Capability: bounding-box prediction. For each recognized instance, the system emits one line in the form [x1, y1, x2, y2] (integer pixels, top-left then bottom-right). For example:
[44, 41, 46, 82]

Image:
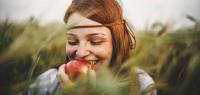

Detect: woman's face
[66, 13, 113, 72]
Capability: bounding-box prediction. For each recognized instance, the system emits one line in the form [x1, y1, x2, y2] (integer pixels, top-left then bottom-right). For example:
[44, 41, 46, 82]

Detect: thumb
[57, 64, 73, 86]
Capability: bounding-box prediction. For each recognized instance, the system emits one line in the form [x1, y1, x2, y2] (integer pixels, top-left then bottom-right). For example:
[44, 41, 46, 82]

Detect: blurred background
[0, 0, 200, 95]
[0, 0, 200, 30]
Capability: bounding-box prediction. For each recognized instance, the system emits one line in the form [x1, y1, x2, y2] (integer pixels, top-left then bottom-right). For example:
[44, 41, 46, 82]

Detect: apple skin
[65, 60, 89, 80]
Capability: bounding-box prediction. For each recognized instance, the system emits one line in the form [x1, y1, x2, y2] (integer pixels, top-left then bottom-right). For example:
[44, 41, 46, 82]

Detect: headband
[69, 20, 125, 29]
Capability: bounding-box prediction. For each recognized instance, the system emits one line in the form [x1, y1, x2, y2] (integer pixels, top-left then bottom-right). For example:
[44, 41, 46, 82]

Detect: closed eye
[90, 41, 104, 45]
[67, 40, 79, 45]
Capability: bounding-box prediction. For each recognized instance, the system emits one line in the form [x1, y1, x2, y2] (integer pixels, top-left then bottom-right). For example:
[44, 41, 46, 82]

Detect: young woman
[20, 0, 156, 95]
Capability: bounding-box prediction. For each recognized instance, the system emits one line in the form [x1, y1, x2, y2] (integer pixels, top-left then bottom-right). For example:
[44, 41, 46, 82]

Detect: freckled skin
[66, 13, 113, 72]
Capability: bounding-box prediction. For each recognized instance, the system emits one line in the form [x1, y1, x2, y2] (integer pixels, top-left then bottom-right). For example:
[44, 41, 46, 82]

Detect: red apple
[65, 60, 89, 80]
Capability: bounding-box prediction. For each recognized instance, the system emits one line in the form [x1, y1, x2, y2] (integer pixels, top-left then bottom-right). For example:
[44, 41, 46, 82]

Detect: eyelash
[67, 40, 104, 45]
[90, 41, 104, 45]
[67, 40, 78, 45]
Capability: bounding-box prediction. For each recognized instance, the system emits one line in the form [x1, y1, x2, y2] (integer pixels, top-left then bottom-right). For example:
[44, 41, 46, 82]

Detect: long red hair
[64, 0, 136, 67]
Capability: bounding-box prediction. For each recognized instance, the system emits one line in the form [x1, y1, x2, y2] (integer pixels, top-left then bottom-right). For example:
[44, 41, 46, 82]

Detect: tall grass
[0, 20, 67, 95]
[0, 17, 199, 95]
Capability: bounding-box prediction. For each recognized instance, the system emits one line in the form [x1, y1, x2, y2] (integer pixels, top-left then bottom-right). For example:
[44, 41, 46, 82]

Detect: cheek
[93, 43, 113, 72]
[93, 43, 113, 59]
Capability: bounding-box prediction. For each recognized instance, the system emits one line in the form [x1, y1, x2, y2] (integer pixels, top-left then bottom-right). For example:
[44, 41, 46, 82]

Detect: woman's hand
[57, 64, 74, 86]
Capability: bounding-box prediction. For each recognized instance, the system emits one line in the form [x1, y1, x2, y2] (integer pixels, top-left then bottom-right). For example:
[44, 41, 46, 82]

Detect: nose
[75, 43, 90, 59]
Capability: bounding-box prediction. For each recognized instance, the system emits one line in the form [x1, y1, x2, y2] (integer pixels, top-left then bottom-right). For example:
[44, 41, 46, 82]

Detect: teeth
[88, 60, 98, 70]
[89, 60, 97, 65]
[89, 60, 96, 70]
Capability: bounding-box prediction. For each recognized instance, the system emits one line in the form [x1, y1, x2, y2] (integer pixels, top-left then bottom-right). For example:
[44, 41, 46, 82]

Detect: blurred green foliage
[0, 20, 66, 95]
[0, 17, 199, 95]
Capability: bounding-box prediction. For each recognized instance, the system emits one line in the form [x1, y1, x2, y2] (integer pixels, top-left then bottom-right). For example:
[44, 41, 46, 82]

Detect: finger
[89, 69, 96, 77]
[57, 64, 73, 85]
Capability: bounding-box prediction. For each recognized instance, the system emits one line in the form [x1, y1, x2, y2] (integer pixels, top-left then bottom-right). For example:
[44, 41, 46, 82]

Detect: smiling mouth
[74, 59, 98, 68]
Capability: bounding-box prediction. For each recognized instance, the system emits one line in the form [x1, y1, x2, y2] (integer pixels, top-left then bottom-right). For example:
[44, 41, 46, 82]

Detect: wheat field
[0, 17, 199, 95]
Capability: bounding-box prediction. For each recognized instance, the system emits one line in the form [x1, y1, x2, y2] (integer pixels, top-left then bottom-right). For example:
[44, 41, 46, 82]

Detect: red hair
[64, 0, 136, 67]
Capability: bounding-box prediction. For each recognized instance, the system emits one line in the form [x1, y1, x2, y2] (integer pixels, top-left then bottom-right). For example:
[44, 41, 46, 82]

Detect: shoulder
[36, 68, 58, 82]
[135, 67, 157, 95]
[21, 69, 60, 95]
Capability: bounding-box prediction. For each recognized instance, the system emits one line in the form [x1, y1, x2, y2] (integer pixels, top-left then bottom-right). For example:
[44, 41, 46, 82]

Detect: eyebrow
[86, 33, 105, 37]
